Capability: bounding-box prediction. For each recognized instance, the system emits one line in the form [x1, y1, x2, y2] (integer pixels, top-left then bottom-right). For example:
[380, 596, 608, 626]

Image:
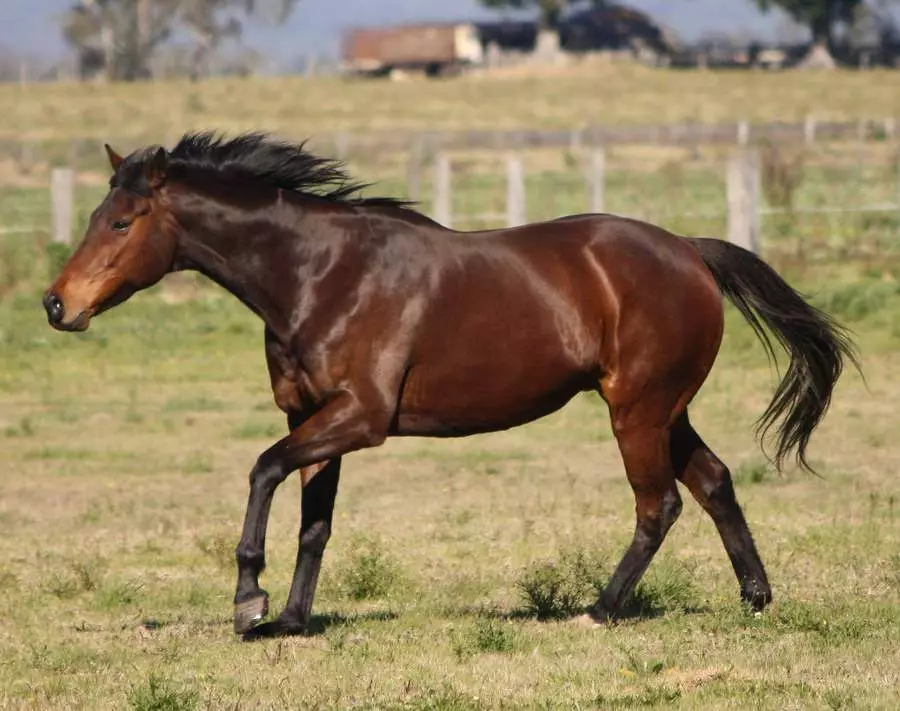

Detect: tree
[63, 0, 298, 82]
[751, 0, 863, 52]
[478, 0, 607, 31]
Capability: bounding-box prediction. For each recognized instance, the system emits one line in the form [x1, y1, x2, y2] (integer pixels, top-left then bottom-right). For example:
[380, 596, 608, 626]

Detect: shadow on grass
[242, 608, 399, 641]
[467, 600, 710, 625]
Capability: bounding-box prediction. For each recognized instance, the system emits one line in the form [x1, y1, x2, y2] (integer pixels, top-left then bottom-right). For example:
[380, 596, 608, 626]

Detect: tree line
[60, 0, 898, 81]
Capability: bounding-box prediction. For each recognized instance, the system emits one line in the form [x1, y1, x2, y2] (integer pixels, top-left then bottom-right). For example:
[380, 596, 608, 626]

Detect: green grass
[0, 258, 898, 707]
[4, 66, 900, 145]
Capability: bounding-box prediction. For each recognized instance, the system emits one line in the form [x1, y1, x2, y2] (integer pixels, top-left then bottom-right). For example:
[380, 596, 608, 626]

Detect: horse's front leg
[241, 457, 342, 639]
[232, 391, 389, 635]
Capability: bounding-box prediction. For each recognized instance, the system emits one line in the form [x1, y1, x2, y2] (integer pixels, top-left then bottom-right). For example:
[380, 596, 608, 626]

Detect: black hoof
[741, 582, 773, 612]
[241, 615, 307, 641]
[234, 591, 269, 634]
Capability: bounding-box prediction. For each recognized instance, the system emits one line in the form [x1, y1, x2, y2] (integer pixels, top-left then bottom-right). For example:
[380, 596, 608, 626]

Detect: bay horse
[44, 132, 856, 639]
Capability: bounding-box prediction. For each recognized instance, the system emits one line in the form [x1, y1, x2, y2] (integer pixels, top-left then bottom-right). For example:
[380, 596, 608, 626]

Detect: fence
[3, 124, 899, 271]
[2, 117, 899, 176]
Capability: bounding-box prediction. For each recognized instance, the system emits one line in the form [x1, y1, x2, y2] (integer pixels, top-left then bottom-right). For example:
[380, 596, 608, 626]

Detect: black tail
[690, 237, 859, 472]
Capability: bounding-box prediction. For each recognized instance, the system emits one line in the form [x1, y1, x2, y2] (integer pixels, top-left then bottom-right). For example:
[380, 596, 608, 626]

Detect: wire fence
[2, 124, 900, 282]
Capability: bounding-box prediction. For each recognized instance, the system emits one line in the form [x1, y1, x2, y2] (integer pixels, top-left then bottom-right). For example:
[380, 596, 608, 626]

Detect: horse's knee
[249, 457, 287, 491]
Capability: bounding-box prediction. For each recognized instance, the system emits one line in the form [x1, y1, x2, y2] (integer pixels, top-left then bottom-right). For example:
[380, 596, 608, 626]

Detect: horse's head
[43, 143, 176, 331]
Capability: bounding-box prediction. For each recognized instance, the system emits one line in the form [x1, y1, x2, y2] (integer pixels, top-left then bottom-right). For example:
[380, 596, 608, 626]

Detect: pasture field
[0, 233, 899, 709]
[2, 63, 900, 146]
[0, 64, 899, 709]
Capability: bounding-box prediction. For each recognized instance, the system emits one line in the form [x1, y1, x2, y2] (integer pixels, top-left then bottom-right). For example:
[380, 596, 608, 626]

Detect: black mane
[113, 131, 411, 208]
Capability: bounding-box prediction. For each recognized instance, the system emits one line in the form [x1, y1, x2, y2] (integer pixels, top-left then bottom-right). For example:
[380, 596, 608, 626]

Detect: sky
[1, 0, 798, 67]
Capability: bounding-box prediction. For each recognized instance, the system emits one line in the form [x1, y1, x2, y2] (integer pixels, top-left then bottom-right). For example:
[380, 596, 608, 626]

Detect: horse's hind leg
[588, 401, 683, 621]
[670, 411, 772, 610]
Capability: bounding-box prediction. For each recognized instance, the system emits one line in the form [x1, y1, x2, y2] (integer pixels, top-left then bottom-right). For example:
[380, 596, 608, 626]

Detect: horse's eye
[111, 220, 130, 233]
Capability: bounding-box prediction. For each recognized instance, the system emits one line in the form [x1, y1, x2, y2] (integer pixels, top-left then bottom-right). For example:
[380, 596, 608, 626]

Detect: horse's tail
[689, 237, 859, 472]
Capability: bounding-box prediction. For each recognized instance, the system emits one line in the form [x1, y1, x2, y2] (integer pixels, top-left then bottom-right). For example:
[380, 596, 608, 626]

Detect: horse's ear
[144, 146, 168, 190]
[104, 144, 123, 172]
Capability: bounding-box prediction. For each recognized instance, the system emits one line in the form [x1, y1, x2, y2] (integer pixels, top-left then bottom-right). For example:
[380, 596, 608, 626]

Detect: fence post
[737, 120, 750, 146]
[506, 154, 525, 227]
[433, 153, 452, 228]
[804, 115, 817, 145]
[51, 168, 75, 245]
[727, 152, 760, 254]
[587, 149, 605, 214]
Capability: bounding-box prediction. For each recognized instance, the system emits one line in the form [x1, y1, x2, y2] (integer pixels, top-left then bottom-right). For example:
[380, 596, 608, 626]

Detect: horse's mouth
[51, 310, 91, 332]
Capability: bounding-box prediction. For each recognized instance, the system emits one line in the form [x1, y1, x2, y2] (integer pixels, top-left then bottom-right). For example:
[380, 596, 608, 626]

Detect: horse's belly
[393, 360, 591, 437]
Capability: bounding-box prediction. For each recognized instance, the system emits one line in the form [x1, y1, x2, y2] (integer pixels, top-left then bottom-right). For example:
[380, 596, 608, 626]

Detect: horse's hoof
[241, 615, 306, 641]
[234, 593, 269, 634]
[741, 582, 772, 612]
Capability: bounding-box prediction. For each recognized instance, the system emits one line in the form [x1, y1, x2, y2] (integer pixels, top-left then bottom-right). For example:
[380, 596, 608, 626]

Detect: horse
[43, 132, 857, 639]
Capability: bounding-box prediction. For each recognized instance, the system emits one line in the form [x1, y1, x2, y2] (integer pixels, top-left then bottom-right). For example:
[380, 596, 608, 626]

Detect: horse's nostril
[43, 293, 64, 325]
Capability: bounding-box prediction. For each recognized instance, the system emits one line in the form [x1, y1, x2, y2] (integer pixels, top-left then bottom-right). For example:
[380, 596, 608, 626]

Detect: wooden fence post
[506, 154, 525, 227]
[587, 149, 605, 214]
[433, 154, 452, 228]
[804, 115, 817, 145]
[51, 168, 75, 245]
[737, 120, 750, 146]
[727, 152, 760, 254]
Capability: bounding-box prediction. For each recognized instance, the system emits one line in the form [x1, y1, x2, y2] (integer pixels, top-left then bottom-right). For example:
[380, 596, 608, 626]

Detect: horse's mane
[112, 131, 411, 209]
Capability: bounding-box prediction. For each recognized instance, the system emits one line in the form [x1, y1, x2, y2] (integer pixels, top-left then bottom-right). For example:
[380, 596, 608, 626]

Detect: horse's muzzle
[43, 292, 65, 326]
[43, 292, 90, 332]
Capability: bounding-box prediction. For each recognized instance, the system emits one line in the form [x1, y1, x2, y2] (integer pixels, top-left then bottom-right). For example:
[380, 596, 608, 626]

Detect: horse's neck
[171, 193, 304, 337]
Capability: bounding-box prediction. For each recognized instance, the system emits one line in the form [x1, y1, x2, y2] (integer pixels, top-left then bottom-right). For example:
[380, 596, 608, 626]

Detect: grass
[3, 64, 900, 146]
[0, 261, 898, 709]
[2, 63, 900, 703]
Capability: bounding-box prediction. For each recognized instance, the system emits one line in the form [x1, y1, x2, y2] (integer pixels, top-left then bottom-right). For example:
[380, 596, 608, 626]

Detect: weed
[95, 580, 144, 610]
[517, 561, 586, 620]
[517, 545, 607, 620]
[624, 559, 698, 617]
[43, 558, 105, 599]
[453, 617, 518, 659]
[336, 535, 399, 600]
[69, 558, 105, 592]
[43, 572, 80, 599]
[128, 674, 199, 711]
